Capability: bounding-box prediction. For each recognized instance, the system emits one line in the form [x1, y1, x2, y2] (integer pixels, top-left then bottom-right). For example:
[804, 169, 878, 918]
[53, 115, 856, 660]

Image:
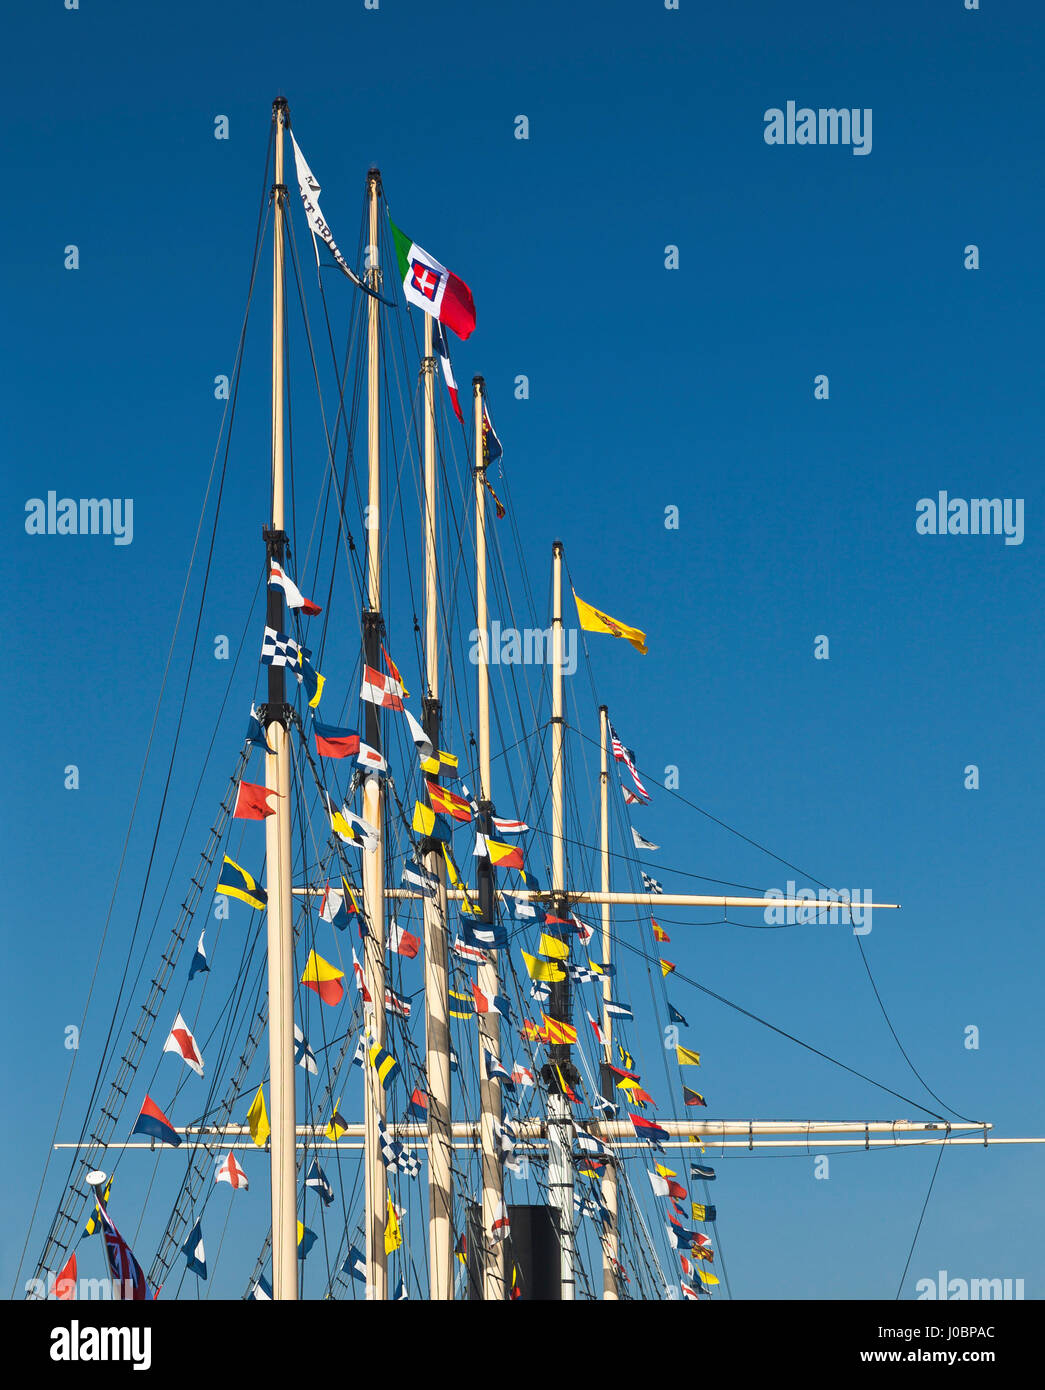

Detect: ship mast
[598, 704, 619, 1298]
[546, 539, 577, 1299]
[262, 95, 298, 1302]
[361, 166, 389, 1300]
[421, 315, 454, 1299]
[474, 376, 506, 1300]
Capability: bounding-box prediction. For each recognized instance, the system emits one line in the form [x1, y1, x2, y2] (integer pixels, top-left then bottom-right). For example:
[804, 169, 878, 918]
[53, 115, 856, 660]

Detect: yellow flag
[247, 1085, 270, 1148]
[692, 1201, 713, 1221]
[676, 1046, 701, 1066]
[385, 1192, 402, 1254]
[696, 1267, 719, 1286]
[538, 933, 570, 960]
[521, 951, 566, 982]
[655, 1162, 677, 1178]
[572, 589, 647, 654]
[413, 801, 436, 836]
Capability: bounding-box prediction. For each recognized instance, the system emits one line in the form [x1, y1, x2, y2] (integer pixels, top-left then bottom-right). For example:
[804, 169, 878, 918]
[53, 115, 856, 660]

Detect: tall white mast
[598, 704, 619, 1298]
[421, 314, 454, 1299]
[474, 376, 506, 1300]
[263, 95, 298, 1302]
[546, 540, 576, 1299]
[361, 166, 388, 1301]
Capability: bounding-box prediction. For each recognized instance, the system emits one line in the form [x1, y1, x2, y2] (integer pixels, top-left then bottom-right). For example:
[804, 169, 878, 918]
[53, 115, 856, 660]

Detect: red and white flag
[452, 937, 487, 965]
[433, 319, 463, 423]
[385, 988, 412, 1019]
[492, 815, 529, 834]
[489, 1198, 511, 1243]
[269, 561, 321, 615]
[587, 1011, 605, 1047]
[163, 1012, 204, 1077]
[387, 920, 421, 959]
[357, 741, 387, 772]
[360, 665, 404, 710]
[351, 948, 372, 1004]
[511, 1064, 535, 1088]
[216, 1152, 249, 1190]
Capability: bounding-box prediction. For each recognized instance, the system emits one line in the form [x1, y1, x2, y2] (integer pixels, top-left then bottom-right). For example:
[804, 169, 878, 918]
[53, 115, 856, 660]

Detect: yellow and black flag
[573, 590, 647, 655]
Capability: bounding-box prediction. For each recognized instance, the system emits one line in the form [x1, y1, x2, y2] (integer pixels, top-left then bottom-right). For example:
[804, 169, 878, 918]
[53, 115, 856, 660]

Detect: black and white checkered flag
[377, 1120, 422, 1177]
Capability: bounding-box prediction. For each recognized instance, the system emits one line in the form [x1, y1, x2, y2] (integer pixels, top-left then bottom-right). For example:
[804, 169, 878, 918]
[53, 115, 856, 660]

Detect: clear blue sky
[3, 0, 1043, 1300]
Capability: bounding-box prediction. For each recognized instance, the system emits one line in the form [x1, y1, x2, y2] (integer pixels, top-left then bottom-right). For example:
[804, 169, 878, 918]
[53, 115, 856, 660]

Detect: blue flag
[188, 929, 210, 981]
[246, 703, 275, 754]
[182, 1217, 206, 1279]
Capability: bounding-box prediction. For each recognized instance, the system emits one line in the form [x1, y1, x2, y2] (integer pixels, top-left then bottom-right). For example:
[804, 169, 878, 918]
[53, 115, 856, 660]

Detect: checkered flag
[568, 963, 596, 984]
[641, 872, 663, 894]
[261, 626, 301, 668]
[377, 1120, 422, 1177]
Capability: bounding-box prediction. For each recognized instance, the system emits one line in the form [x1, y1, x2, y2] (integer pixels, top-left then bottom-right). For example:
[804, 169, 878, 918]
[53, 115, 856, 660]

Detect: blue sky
[4, 0, 1043, 1300]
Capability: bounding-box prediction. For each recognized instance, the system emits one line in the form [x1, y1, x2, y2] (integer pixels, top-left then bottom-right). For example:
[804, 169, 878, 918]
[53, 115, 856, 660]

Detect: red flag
[52, 1252, 77, 1300]
[233, 780, 280, 819]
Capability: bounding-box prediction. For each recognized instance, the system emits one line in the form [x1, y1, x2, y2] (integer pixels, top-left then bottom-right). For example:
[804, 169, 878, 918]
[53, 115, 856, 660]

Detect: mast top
[472, 374, 485, 391]
[272, 96, 289, 119]
[553, 539, 564, 555]
[367, 165, 383, 192]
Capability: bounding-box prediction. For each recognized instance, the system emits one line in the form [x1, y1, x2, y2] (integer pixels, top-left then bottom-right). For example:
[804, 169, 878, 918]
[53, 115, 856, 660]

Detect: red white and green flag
[389, 219, 476, 340]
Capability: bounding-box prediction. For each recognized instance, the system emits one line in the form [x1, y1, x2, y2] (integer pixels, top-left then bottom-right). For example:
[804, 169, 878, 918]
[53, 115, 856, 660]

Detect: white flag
[290, 133, 370, 293]
[631, 827, 659, 852]
[403, 707, 433, 762]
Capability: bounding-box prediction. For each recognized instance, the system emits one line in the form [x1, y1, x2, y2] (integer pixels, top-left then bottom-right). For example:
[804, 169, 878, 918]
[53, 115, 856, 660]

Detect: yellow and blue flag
[216, 856, 267, 910]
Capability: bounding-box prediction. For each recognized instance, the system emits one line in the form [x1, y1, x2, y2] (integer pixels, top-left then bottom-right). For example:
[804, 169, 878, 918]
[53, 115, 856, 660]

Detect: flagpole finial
[553, 539, 564, 556]
[367, 165, 382, 191]
[272, 96, 289, 119]
[472, 374, 485, 393]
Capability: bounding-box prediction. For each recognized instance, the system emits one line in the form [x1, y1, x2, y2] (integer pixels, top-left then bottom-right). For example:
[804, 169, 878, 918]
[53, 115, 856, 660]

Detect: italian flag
[390, 218, 476, 340]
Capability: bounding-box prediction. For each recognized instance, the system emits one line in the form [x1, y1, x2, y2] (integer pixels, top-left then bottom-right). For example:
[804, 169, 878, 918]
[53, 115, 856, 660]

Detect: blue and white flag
[182, 1217, 206, 1280]
[188, 929, 210, 982]
[377, 1120, 422, 1177]
[305, 1158, 334, 1206]
[251, 1274, 272, 1300]
[574, 1193, 612, 1225]
[294, 1024, 318, 1075]
[605, 1001, 633, 1020]
[342, 1246, 366, 1283]
[484, 1051, 512, 1084]
[402, 858, 439, 900]
[641, 872, 663, 894]
[460, 918, 509, 950]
